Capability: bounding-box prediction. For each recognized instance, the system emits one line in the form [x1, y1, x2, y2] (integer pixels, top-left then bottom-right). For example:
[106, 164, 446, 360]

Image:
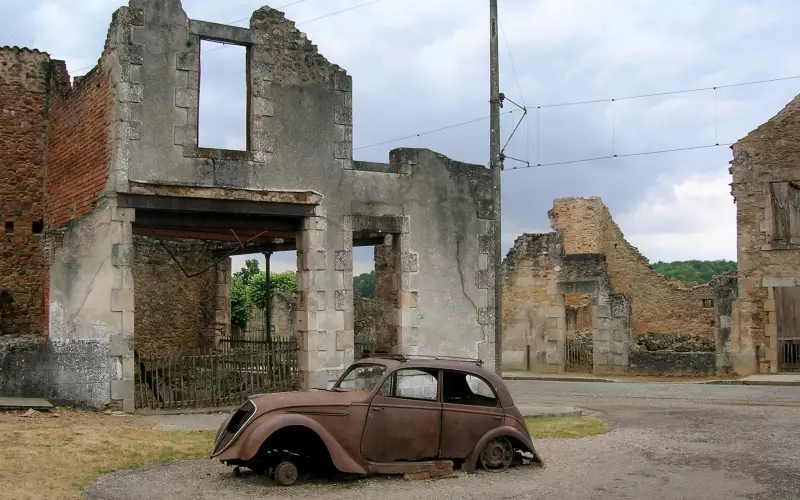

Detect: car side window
[391, 369, 438, 401]
[442, 370, 498, 407]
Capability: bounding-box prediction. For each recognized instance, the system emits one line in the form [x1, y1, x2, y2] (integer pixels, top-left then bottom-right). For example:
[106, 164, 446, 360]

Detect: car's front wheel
[479, 436, 514, 471]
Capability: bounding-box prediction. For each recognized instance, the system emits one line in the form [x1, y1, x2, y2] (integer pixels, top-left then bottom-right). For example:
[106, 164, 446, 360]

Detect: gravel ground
[85, 381, 800, 500]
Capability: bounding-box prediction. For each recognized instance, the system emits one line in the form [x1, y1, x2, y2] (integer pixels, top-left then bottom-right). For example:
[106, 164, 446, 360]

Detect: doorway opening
[775, 285, 800, 372]
[564, 293, 594, 372]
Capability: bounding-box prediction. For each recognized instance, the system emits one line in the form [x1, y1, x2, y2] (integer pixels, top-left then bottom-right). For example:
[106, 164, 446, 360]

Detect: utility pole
[489, 0, 503, 375]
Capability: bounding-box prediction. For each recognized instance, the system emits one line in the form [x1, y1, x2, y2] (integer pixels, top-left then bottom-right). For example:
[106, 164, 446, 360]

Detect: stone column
[297, 215, 352, 389]
[592, 292, 631, 375]
[395, 228, 420, 355]
[374, 235, 397, 351]
[109, 205, 136, 413]
[211, 258, 231, 348]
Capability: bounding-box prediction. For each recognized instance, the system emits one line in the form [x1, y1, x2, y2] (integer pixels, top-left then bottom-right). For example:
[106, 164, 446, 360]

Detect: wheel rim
[479, 437, 514, 471]
[275, 461, 298, 485]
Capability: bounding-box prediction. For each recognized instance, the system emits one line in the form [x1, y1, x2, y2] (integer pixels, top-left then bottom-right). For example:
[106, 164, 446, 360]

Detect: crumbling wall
[550, 197, 716, 341]
[500, 233, 561, 370]
[132, 235, 217, 355]
[730, 93, 800, 375]
[245, 291, 296, 338]
[0, 47, 49, 337]
[45, 62, 112, 230]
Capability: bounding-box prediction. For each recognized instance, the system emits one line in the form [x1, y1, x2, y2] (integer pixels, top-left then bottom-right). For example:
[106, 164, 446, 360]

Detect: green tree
[651, 259, 736, 284]
[233, 258, 261, 283]
[247, 271, 298, 308]
[353, 270, 376, 299]
[230, 275, 250, 330]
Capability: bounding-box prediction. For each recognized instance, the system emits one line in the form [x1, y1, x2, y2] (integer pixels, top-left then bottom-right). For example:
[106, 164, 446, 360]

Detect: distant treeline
[650, 259, 736, 284]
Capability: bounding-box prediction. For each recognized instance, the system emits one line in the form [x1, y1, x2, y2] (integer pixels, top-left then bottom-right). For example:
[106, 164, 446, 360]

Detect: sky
[4, 0, 800, 275]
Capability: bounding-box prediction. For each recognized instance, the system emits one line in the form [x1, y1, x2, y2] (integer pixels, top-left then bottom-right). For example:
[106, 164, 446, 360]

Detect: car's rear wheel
[479, 436, 514, 471]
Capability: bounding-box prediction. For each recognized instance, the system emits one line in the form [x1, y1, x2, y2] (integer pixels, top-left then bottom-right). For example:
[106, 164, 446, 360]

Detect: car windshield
[333, 363, 387, 392]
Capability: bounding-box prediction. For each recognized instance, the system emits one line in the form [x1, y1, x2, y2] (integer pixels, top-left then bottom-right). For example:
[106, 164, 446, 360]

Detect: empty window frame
[768, 181, 800, 245]
[198, 40, 248, 151]
[442, 370, 499, 407]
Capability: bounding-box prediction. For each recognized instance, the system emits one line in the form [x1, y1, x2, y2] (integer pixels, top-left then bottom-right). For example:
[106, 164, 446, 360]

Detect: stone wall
[0, 47, 50, 337]
[730, 92, 800, 375]
[132, 235, 217, 355]
[550, 197, 716, 339]
[244, 291, 296, 339]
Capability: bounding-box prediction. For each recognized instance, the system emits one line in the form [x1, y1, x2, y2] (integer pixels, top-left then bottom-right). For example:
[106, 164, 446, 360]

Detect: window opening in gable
[198, 40, 248, 151]
[769, 181, 800, 245]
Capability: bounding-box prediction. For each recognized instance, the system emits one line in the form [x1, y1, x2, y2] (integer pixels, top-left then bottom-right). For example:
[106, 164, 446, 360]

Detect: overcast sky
[4, 0, 800, 275]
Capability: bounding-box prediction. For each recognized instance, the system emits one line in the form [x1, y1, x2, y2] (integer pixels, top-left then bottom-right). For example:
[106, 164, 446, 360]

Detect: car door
[439, 370, 504, 459]
[360, 367, 442, 463]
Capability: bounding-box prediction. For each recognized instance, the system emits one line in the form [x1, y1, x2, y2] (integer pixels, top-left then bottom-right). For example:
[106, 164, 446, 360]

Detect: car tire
[479, 436, 514, 471]
[274, 460, 298, 486]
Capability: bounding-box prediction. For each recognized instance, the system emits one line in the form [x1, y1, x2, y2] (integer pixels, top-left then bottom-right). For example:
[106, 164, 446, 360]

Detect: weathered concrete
[0, 0, 496, 408]
[0, 396, 53, 410]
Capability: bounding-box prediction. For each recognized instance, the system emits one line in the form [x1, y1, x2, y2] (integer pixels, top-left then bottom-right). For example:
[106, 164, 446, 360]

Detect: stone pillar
[298, 215, 352, 389]
[109, 205, 136, 413]
[374, 235, 398, 351]
[592, 292, 631, 375]
[212, 258, 231, 347]
[395, 229, 421, 356]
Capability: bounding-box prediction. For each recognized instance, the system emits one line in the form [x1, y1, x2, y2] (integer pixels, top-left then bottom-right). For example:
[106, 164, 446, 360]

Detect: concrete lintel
[188, 19, 256, 45]
[762, 276, 800, 288]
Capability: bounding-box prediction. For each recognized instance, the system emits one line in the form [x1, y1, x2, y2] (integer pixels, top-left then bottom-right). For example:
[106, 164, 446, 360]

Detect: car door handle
[372, 407, 384, 412]
[492, 415, 502, 420]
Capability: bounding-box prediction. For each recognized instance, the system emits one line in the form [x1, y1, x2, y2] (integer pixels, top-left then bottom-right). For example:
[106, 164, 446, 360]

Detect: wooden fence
[134, 337, 299, 410]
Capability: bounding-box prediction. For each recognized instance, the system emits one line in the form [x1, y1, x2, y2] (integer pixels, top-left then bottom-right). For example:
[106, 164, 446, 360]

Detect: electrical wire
[201, 0, 385, 55]
[354, 74, 800, 151]
[353, 109, 522, 151]
[505, 142, 734, 171]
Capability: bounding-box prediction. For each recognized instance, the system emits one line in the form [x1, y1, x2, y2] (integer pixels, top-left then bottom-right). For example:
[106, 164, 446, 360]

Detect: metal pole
[490, 0, 503, 375]
[264, 251, 272, 346]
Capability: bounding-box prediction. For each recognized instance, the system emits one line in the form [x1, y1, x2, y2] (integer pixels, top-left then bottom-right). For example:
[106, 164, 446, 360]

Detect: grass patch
[0, 409, 215, 500]
[525, 415, 610, 439]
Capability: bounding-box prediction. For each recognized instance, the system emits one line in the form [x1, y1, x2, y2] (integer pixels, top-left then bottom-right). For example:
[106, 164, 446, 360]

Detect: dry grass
[525, 415, 611, 439]
[0, 408, 215, 500]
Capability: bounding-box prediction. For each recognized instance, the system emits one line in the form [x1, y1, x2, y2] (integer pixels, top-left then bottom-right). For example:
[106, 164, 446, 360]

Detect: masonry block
[111, 379, 134, 401]
[335, 290, 354, 311]
[111, 289, 134, 313]
[334, 141, 352, 159]
[176, 51, 199, 71]
[109, 334, 133, 357]
[334, 250, 353, 271]
[111, 243, 133, 267]
[334, 105, 352, 125]
[401, 252, 419, 273]
[175, 88, 198, 108]
[336, 329, 354, 351]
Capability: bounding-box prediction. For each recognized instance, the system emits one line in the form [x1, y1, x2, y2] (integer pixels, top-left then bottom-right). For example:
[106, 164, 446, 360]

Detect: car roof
[352, 355, 515, 406]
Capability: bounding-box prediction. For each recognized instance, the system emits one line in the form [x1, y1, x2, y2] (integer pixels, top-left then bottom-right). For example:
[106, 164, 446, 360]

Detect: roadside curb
[503, 375, 616, 383]
[699, 380, 800, 387]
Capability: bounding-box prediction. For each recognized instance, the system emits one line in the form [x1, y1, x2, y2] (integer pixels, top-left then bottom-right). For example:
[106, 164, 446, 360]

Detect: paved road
[87, 381, 800, 500]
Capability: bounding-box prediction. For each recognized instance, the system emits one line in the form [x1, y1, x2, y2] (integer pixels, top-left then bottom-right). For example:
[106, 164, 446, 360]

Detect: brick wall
[132, 235, 218, 355]
[0, 47, 50, 336]
[45, 64, 112, 230]
[550, 197, 716, 339]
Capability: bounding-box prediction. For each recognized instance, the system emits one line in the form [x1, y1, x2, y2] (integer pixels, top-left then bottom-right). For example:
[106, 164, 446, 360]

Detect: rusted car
[210, 354, 543, 485]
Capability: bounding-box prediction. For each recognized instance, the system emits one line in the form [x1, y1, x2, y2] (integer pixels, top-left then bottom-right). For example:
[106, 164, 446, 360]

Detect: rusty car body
[210, 354, 543, 485]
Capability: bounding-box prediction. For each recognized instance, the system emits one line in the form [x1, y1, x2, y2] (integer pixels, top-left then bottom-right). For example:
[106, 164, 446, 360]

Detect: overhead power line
[354, 73, 800, 151]
[353, 109, 523, 151]
[201, 0, 385, 55]
[504, 143, 734, 171]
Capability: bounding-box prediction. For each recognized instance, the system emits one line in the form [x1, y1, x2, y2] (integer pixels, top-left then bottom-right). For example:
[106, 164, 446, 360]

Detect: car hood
[249, 389, 368, 414]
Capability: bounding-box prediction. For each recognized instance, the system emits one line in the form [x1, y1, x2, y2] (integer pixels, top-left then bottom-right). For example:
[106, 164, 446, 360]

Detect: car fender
[462, 425, 545, 472]
[234, 412, 366, 474]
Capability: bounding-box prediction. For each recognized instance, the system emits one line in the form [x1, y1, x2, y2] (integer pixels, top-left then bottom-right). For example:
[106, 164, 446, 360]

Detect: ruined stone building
[730, 93, 800, 375]
[502, 93, 800, 377]
[0, 0, 496, 412]
[501, 197, 735, 376]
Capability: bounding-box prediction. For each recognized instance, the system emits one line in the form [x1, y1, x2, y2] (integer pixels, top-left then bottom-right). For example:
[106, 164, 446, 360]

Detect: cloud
[5, 0, 800, 273]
